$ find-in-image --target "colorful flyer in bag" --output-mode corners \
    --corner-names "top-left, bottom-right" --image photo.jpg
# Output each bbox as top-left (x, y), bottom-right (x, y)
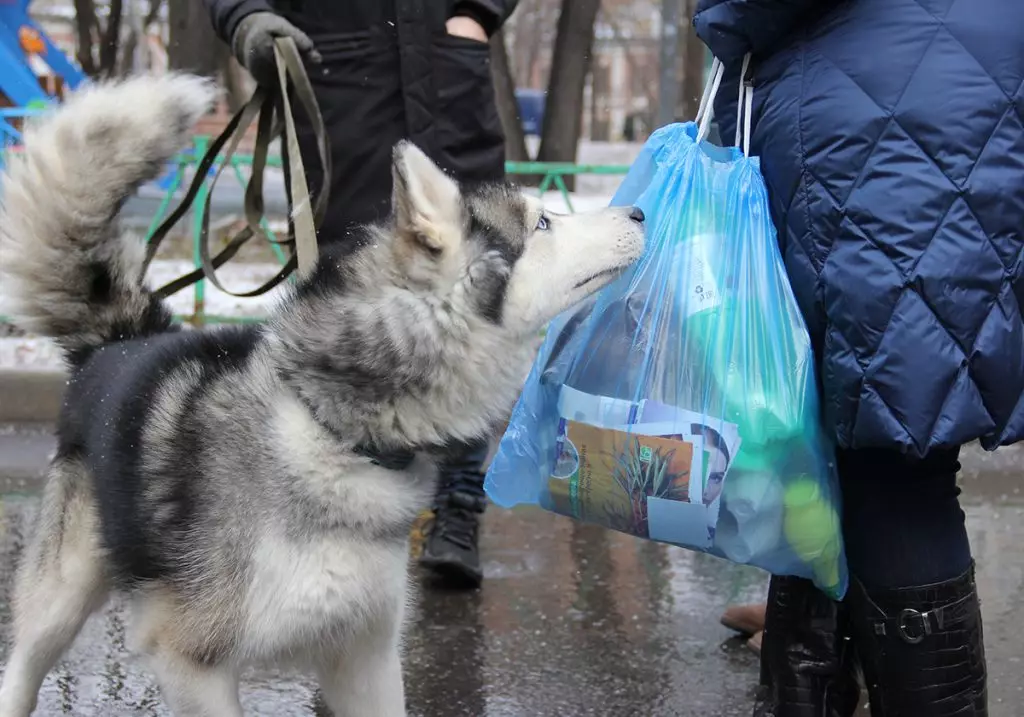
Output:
top-left (547, 387), bottom-right (742, 549)
top-left (547, 419), bottom-right (699, 541)
top-left (637, 398), bottom-right (743, 532)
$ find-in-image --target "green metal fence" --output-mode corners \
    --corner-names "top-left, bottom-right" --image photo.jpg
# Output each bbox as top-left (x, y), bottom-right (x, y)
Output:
top-left (1, 137), bottom-right (631, 326)
top-left (504, 161), bottom-right (631, 213)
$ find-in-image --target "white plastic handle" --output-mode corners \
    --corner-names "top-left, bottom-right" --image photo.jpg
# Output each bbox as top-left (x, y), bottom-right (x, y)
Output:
top-left (695, 58), bottom-right (725, 142)
top-left (733, 53), bottom-right (753, 154)
top-left (742, 77), bottom-right (753, 156)
top-left (695, 57), bottom-right (724, 125)
top-left (695, 53), bottom-right (753, 152)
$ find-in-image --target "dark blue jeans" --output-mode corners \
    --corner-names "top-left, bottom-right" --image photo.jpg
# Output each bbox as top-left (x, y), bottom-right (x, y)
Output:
top-left (837, 447), bottom-right (972, 589)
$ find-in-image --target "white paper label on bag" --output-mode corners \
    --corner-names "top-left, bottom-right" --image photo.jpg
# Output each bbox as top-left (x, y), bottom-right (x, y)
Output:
top-left (678, 233), bottom-right (723, 318)
top-left (558, 385), bottom-right (637, 427)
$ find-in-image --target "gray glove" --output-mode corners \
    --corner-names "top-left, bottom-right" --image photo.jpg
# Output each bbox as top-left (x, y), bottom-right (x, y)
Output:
top-left (231, 12), bottom-right (321, 87)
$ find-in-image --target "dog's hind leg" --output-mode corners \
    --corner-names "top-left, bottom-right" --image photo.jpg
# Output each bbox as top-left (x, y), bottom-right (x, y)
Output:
top-left (0, 457), bottom-right (109, 717)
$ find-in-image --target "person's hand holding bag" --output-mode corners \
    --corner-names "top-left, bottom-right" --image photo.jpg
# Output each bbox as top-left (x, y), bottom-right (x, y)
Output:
top-left (231, 12), bottom-right (321, 86)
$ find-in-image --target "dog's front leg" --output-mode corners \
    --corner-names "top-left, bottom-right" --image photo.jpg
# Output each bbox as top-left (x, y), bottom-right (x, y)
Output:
top-left (316, 635), bottom-right (406, 717)
top-left (149, 647), bottom-right (242, 717)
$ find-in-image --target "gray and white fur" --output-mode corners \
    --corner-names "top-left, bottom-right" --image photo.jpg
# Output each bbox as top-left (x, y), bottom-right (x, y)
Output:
top-left (0, 74), bottom-right (645, 717)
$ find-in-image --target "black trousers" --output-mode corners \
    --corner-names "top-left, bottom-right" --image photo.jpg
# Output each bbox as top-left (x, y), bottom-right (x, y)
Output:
top-left (837, 447), bottom-right (972, 589)
top-left (280, 39), bottom-right (505, 491)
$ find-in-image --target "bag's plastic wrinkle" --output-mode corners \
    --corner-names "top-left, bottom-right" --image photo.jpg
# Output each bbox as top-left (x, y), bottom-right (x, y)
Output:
top-left (486, 122), bottom-right (848, 599)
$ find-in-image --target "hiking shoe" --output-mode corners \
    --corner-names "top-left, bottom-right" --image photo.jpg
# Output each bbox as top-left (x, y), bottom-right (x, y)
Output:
top-left (419, 490), bottom-right (486, 589)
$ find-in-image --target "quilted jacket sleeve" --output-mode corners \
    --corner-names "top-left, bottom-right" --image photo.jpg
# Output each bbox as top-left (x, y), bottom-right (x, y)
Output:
top-left (693, 0), bottom-right (845, 64)
top-left (203, 0), bottom-right (274, 44)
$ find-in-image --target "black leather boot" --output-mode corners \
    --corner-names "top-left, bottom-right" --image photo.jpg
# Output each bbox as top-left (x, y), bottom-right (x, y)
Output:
top-left (419, 441), bottom-right (489, 589)
top-left (753, 575), bottom-right (860, 717)
top-left (847, 565), bottom-right (987, 717)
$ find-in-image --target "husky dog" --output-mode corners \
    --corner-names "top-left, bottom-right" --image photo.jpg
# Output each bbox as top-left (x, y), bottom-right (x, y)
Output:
top-left (0, 74), bottom-right (644, 716)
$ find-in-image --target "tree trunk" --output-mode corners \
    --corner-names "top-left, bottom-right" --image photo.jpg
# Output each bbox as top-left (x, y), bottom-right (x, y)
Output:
top-left (655, 0), bottom-right (681, 128)
top-left (98, 0), bottom-right (124, 76)
top-left (681, 0), bottom-right (706, 121)
top-left (168, 0), bottom-right (225, 77)
top-left (73, 0), bottom-right (128, 78)
top-left (72, 0), bottom-right (98, 76)
top-left (536, 0), bottom-right (601, 190)
top-left (119, 29), bottom-right (138, 75)
top-left (221, 55), bottom-right (254, 112)
top-left (490, 30), bottom-right (529, 164)
top-left (145, 0), bottom-right (165, 28)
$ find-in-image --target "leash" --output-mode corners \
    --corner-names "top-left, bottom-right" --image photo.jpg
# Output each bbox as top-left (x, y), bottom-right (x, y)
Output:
top-left (145, 37), bottom-right (331, 299)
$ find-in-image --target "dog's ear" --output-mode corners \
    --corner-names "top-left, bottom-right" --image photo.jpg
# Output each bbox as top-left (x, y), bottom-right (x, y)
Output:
top-left (391, 142), bottom-right (463, 256)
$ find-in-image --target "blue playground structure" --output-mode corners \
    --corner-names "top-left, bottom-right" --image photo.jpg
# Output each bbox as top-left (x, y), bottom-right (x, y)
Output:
top-left (0, 0), bottom-right (85, 146)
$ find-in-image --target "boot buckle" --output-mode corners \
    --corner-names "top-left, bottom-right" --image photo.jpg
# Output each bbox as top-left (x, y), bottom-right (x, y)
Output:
top-left (897, 608), bottom-right (933, 645)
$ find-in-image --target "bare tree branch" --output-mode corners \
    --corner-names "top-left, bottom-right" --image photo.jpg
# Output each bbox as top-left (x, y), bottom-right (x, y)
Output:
top-left (491, 30), bottom-right (530, 163)
top-left (144, 0), bottom-right (164, 29)
top-left (537, 0), bottom-right (603, 184)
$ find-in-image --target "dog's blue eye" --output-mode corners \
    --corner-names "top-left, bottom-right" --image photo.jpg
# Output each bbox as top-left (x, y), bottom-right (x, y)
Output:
top-left (537, 215), bottom-right (549, 231)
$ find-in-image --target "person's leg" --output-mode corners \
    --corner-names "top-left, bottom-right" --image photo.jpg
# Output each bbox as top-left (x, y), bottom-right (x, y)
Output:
top-left (418, 438), bottom-right (490, 588)
top-left (721, 602), bottom-right (767, 655)
top-left (839, 448), bottom-right (987, 717)
top-left (752, 575), bottom-right (860, 717)
top-left (722, 603), bottom-right (767, 636)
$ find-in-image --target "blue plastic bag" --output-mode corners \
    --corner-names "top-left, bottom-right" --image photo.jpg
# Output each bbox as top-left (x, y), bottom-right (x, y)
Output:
top-left (486, 66), bottom-right (848, 598)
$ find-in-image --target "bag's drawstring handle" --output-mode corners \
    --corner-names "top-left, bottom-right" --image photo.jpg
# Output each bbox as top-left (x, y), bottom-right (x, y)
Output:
top-left (146, 36), bottom-right (330, 299)
top-left (695, 52), bottom-right (754, 156)
top-left (733, 53), bottom-right (753, 156)
top-left (695, 57), bottom-right (724, 142)
top-left (743, 79), bottom-right (754, 156)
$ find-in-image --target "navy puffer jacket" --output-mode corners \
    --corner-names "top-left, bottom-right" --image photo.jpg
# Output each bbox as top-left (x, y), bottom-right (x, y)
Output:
top-left (694, 0), bottom-right (1024, 458)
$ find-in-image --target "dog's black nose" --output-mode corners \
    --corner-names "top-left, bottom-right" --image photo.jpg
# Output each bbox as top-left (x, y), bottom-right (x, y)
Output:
top-left (629, 206), bottom-right (645, 223)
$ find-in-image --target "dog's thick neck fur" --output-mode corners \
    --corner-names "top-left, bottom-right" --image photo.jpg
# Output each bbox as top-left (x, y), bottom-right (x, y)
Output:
top-left (266, 226), bottom-right (539, 455)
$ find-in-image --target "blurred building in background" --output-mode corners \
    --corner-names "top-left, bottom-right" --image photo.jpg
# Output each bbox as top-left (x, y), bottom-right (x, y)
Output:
top-left (506, 0), bottom-right (703, 143)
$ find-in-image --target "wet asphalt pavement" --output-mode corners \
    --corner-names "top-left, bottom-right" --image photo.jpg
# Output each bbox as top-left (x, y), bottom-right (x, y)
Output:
top-left (0, 423), bottom-right (1021, 716)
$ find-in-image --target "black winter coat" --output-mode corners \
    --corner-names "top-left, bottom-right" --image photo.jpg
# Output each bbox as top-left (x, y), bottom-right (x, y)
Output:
top-left (204, 0), bottom-right (518, 242)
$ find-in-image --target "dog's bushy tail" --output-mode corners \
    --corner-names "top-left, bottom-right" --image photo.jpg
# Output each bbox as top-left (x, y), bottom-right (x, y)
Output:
top-left (0, 74), bottom-right (215, 361)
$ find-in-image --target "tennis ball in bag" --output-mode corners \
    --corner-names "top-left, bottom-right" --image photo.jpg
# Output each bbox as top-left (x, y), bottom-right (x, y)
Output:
top-left (783, 477), bottom-right (842, 593)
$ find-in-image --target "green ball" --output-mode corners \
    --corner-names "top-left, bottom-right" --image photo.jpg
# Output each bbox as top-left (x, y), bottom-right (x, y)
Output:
top-left (783, 477), bottom-right (841, 591)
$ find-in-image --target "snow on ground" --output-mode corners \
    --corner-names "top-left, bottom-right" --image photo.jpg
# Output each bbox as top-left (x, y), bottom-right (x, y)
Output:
top-left (0, 191), bottom-right (616, 371)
